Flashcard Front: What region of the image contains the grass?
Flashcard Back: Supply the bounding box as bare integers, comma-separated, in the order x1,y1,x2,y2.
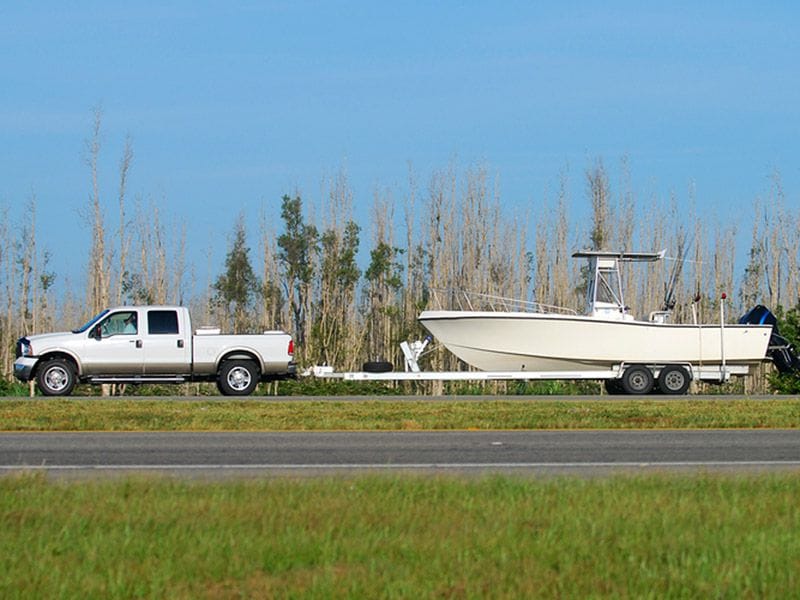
0,398,799,431
2,473,799,598
2,397,798,597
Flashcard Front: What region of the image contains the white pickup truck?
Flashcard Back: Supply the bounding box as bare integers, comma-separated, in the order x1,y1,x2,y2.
13,306,296,396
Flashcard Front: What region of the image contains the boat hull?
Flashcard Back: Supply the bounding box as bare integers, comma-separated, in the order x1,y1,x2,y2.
418,311,772,372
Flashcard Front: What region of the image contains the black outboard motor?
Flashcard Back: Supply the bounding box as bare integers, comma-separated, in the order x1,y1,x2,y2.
740,305,800,373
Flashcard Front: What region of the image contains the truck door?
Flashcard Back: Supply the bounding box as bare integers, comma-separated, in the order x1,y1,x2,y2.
81,310,145,375
143,309,192,374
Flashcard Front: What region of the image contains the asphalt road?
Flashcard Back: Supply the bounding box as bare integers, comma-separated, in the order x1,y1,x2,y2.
2,430,800,477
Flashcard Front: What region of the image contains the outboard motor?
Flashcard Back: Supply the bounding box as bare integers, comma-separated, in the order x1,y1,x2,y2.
740,305,800,373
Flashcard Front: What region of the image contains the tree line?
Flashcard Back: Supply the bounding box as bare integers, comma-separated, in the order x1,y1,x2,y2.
1,118,799,387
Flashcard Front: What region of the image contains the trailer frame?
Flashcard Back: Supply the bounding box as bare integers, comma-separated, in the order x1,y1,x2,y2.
305,338,752,393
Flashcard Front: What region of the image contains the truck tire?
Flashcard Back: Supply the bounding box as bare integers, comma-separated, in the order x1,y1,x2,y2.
657,365,691,395
36,358,76,396
217,360,259,396
621,365,654,395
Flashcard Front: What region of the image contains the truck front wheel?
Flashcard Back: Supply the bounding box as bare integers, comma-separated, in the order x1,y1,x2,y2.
217,360,259,396
36,358,76,396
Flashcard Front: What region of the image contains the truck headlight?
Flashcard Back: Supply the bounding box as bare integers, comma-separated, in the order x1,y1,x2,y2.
19,340,32,357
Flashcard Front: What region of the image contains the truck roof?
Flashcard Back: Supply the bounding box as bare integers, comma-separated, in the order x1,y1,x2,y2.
105,305,187,311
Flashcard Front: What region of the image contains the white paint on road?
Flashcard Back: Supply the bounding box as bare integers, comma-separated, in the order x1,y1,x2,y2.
4,460,800,471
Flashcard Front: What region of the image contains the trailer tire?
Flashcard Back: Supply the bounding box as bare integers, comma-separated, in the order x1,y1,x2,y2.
657,365,691,395
604,378,625,395
621,365,654,395
217,360,259,396
363,361,393,373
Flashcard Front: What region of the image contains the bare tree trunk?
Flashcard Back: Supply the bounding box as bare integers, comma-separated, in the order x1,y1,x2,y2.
0,206,12,379
114,136,133,305
86,107,109,315
587,160,612,251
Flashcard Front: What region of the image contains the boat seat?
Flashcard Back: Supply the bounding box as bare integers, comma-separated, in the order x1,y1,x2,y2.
649,311,671,323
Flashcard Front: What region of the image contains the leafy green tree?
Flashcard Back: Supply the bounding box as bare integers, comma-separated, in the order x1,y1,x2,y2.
121,271,154,305
321,221,361,292
363,241,405,360
768,306,800,393
365,242,404,291
213,215,260,333
277,195,318,353
313,220,361,365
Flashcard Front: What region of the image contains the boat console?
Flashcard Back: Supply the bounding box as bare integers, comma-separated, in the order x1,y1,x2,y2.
573,250,665,321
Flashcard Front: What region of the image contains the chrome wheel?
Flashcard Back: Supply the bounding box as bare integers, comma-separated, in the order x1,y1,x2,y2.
45,365,70,391
36,358,76,396
227,366,252,392
217,360,259,396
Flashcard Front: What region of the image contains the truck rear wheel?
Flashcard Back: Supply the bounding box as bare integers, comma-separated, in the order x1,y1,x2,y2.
36,358,76,396
217,360,259,396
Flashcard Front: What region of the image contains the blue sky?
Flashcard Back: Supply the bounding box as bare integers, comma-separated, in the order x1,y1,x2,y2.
1,2,798,289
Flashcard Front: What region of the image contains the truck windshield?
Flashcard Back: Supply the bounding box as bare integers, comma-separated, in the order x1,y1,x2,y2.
72,309,110,334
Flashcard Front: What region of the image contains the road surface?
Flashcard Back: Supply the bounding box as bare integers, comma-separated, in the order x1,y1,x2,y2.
2,429,800,477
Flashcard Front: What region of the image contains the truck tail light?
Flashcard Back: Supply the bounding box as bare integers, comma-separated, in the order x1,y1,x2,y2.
288,340,294,356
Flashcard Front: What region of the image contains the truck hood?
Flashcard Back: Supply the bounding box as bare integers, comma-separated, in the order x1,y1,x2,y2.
27,331,79,351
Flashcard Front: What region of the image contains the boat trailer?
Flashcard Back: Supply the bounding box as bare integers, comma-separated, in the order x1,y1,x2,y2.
306,338,752,395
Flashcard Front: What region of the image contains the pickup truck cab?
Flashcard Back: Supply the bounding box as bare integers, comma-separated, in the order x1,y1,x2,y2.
14,306,296,396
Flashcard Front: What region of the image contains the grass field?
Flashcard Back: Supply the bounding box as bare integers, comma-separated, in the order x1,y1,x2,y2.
1,397,799,431
2,473,799,598
3,398,799,597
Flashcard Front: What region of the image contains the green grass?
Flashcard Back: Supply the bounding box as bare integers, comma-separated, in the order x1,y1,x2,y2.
1,398,800,431
2,473,799,598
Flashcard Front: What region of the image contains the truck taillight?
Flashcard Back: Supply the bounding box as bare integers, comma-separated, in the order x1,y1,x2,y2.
288,340,294,356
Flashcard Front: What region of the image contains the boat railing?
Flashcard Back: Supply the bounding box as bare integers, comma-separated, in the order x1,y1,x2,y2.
427,288,578,315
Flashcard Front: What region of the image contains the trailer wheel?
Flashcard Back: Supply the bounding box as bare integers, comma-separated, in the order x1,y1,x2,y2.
36,358,77,396
657,365,691,395
621,365,654,395
217,360,259,396
604,378,625,395
363,361,393,373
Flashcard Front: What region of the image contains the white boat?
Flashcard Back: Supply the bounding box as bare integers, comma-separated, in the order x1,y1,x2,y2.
418,251,773,375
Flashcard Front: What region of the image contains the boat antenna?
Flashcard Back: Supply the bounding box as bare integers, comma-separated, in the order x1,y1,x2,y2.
662,234,690,311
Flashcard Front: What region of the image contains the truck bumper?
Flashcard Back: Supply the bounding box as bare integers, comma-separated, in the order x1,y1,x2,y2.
263,362,297,381
14,357,38,382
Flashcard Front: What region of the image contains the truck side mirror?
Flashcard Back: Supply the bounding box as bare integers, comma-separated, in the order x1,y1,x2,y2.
92,325,102,340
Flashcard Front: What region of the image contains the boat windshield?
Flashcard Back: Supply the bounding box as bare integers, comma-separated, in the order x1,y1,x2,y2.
72,309,109,334
594,269,623,306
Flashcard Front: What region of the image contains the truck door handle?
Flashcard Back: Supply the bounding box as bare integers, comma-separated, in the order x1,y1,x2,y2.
130,340,143,349
177,340,184,348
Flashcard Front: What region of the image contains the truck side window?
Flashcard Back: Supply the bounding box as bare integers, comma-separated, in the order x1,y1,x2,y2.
100,312,138,337
148,310,179,335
